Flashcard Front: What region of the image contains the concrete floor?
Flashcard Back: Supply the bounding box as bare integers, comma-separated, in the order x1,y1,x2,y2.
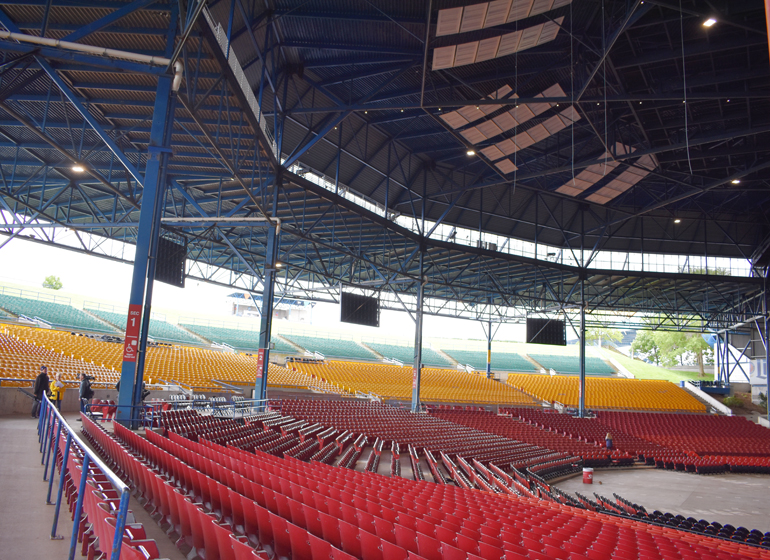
556,467,770,532
0,413,185,560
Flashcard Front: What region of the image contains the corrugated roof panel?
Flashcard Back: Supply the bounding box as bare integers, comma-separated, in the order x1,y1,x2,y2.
460,127,486,144
432,45,457,70
440,112,470,129
508,0,536,23
481,145,505,160
517,22,544,51
495,158,518,173
493,111,518,130
476,36,501,62
436,6,463,36
484,0,513,28
496,29,523,57
454,41,480,66
526,123,549,142
460,3,489,33
476,120,503,139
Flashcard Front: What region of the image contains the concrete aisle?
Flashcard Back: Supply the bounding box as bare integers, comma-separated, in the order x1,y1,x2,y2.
556,468,770,532
0,413,77,560
0,413,186,560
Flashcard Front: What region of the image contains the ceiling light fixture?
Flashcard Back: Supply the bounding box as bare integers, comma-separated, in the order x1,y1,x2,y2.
731,179,741,184
466,149,475,156
703,18,716,27
72,164,85,172
674,219,681,224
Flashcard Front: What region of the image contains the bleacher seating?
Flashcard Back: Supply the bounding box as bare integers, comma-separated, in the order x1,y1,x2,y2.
528,353,615,375
598,411,770,472
443,349,536,372
1,324,341,392
178,322,297,353
280,399,560,466
292,360,536,404
283,334,377,360
87,308,201,344
85,411,770,560
0,328,118,387
431,409,624,467
364,341,451,366
0,293,113,332
507,373,706,412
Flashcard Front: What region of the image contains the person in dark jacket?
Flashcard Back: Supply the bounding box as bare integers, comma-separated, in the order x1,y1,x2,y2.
79,373,94,416
31,365,50,418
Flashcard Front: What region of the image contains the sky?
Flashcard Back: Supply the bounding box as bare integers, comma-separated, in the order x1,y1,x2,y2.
0,234,529,343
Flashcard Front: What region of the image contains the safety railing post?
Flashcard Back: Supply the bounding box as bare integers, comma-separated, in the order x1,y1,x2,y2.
37,399,44,439
42,412,54,470
46,419,63,502
108,491,131,560
50,432,71,540
68,454,89,560
40,400,50,453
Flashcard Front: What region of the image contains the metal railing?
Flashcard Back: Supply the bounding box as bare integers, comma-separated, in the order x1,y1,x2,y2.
37,394,130,560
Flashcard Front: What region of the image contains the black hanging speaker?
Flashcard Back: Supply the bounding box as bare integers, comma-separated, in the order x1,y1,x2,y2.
155,235,186,288
340,292,379,327
527,318,566,345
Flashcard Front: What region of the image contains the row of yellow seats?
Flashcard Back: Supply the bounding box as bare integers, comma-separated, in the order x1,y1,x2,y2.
506,374,706,412
292,361,534,405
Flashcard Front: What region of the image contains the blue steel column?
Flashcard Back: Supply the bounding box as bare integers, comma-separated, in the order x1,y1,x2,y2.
411,250,425,413
578,278,586,417
132,101,175,418
762,284,770,422
116,75,175,425
486,301,492,379
255,178,280,408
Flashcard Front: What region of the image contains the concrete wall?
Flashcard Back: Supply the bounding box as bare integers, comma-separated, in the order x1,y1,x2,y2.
0,387,187,415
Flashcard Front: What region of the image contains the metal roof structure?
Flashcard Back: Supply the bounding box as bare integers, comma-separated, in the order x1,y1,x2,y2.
0,0,768,334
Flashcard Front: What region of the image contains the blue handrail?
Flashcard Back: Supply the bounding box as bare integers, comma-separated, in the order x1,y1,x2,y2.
38,394,130,560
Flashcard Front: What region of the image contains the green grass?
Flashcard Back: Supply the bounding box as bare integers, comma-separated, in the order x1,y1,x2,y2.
610,352,704,382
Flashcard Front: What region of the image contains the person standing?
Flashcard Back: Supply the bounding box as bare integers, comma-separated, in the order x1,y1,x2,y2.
605,432,614,450
79,373,94,417
50,372,65,411
31,365,50,418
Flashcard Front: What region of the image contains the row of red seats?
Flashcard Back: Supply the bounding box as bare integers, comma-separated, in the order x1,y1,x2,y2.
182,431,770,560
280,400,565,467
82,415,274,560
598,411,770,459
432,410,622,464
68,415,162,559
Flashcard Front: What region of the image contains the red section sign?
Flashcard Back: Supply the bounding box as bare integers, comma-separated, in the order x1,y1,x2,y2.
256,348,265,379
412,367,418,389
122,304,142,362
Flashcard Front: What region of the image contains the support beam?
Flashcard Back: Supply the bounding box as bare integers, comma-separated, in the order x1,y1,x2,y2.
255,178,280,409
579,278,586,418
116,76,174,425
411,250,424,413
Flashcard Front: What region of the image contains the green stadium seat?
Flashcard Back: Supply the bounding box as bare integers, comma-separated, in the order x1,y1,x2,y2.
87,308,201,344
528,353,614,375
283,334,377,360
179,323,296,353
364,342,451,366
443,349,536,373
0,293,114,332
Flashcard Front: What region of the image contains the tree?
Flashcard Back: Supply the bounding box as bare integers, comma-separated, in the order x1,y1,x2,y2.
42,275,63,290
655,331,689,367
585,327,623,348
685,334,712,377
631,330,713,375
631,331,660,365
